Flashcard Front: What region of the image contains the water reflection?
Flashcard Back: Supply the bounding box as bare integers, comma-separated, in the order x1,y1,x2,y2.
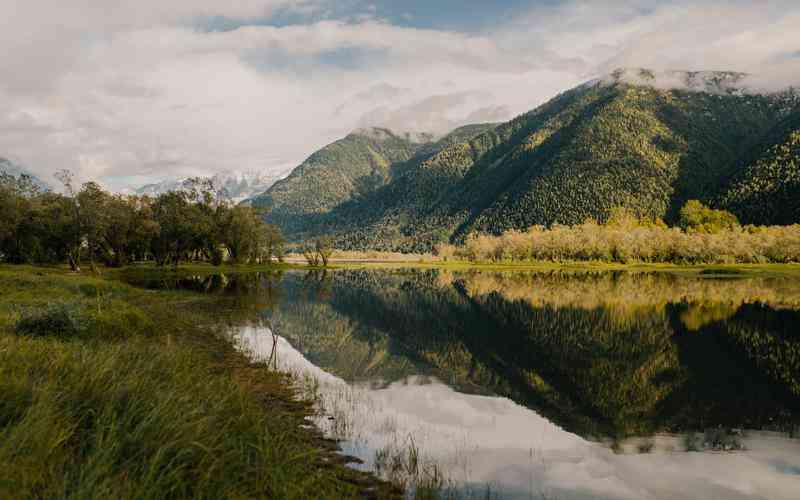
267,270,800,440
234,326,800,500
124,268,800,498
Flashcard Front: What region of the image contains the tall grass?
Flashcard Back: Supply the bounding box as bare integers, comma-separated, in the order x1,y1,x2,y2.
0,266,379,499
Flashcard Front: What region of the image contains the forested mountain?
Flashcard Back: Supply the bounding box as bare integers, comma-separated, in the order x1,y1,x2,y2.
0,158,49,190
721,110,800,225
256,69,800,251
249,125,497,235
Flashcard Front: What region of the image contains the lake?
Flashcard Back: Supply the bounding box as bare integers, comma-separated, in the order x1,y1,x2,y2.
126,268,800,499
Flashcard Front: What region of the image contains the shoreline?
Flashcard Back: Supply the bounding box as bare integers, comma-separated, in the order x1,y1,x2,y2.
120,259,800,278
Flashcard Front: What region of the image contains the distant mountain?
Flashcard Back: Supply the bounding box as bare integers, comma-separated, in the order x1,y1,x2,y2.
0,158,49,190
133,169,290,203
253,69,799,251
249,125,497,235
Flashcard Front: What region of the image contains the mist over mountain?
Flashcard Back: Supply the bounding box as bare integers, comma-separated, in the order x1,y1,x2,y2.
131,169,292,203
253,69,800,252
0,158,49,190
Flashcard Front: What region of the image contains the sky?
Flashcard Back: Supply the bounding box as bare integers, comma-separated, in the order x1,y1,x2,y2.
1,0,799,190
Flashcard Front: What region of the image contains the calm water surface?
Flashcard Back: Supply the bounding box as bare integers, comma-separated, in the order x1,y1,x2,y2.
127,269,800,499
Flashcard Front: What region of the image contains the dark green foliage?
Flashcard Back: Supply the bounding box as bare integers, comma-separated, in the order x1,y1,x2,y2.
721,111,800,224
261,78,800,252
250,125,497,238
0,175,284,268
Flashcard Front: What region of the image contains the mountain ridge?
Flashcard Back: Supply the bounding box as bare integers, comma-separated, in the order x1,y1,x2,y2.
250,124,499,235
253,69,800,251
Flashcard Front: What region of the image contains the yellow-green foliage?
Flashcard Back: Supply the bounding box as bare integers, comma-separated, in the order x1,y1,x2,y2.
439,203,800,265
679,200,740,233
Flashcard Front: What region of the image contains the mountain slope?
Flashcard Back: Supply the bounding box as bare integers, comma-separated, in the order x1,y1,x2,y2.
309,70,800,251
720,111,800,225
251,125,497,235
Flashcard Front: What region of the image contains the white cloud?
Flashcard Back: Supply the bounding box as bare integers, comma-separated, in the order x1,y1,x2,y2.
0,0,798,190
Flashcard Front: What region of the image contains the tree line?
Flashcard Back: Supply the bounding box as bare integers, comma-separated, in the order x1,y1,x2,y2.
436,201,800,264
0,171,284,270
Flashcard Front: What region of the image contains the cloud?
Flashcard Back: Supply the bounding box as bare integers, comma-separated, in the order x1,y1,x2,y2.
504,0,800,86
354,91,512,135
0,0,798,190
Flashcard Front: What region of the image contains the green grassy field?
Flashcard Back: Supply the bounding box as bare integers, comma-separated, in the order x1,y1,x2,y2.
0,265,398,499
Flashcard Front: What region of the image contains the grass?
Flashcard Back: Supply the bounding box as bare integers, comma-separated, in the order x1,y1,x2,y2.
0,265,399,499
320,259,800,278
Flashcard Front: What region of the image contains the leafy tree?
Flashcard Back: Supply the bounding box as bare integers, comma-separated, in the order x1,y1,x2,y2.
679,200,740,234
262,224,285,263
76,181,109,271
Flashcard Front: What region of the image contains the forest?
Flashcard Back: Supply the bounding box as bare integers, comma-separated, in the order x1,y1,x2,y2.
0,171,284,270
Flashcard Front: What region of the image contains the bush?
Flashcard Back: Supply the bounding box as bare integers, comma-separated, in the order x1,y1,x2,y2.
14,302,85,338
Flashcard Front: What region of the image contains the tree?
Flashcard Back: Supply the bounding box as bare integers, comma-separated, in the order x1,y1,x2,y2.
150,191,197,267
77,182,110,272
0,173,43,263
262,224,284,263
54,170,83,271
315,237,333,267
679,200,740,234
302,244,321,266
99,194,158,267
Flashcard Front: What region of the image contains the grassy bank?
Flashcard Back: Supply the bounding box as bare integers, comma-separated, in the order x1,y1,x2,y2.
327,260,800,277
0,265,397,499
113,259,800,279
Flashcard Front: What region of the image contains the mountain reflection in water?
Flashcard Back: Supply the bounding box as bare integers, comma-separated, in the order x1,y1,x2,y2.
124,268,800,499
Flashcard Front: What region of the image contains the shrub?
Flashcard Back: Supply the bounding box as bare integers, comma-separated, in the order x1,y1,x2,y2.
14,302,85,338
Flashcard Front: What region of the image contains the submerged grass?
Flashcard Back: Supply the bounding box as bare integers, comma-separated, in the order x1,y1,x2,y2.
0,265,397,499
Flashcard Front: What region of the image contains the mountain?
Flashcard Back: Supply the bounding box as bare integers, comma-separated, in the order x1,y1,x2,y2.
255,69,799,252
721,110,800,225
132,169,290,203
0,158,49,190
250,125,497,235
